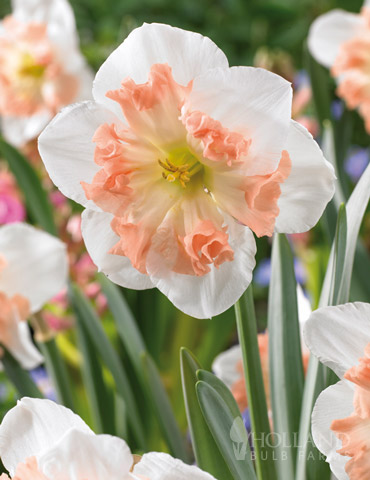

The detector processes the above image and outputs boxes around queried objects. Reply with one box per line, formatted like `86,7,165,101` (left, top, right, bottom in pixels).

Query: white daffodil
213,285,312,411
308,0,370,132
304,302,370,480
0,223,67,369
0,0,93,147
0,397,216,480
39,23,335,319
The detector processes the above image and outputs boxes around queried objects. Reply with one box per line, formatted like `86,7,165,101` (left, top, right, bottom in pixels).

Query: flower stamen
158,155,203,188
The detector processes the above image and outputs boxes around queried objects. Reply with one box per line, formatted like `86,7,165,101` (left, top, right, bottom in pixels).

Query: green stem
1,346,44,398
38,338,75,410
234,285,277,480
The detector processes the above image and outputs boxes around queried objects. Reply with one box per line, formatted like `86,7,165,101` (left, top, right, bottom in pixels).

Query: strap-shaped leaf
0,138,56,235
180,348,232,479
268,234,304,480
196,379,256,480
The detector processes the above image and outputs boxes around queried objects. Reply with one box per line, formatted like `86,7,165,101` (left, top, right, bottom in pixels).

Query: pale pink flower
39,23,335,318
0,0,93,147
305,302,370,480
0,223,68,368
0,397,216,480
308,1,370,132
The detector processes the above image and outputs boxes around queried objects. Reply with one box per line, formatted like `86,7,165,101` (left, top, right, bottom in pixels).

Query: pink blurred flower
66,214,82,242
0,193,26,224
43,311,73,331
0,170,26,224
50,190,67,209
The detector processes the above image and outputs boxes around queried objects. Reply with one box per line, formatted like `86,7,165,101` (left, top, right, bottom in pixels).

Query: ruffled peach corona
39,23,335,318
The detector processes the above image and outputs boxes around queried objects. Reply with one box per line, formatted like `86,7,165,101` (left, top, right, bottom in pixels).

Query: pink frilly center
82,63,291,277
331,342,370,479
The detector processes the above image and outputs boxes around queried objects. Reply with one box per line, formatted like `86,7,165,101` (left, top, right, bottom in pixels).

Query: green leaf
304,43,332,130
268,234,304,479
234,286,277,480
98,274,145,375
196,370,245,425
1,346,44,398
75,310,115,434
320,162,370,306
69,283,146,448
0,138,56,235
196,380,257,480
39,337,75,410
180,348,232,479
141,351,189,463
330,204,347,306
100,275,185,456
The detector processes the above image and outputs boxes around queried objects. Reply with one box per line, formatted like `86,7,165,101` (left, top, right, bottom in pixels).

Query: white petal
275,120,335,234
308,10,361,69
92,23,228,120
38,429,133,480
11,0,78,46
0,397,92,475
304,302,370,379
81,209,154,290
1,112,52,147
0,223,68,313
312,381,354,480
38,101,121,209
212,344,242,389
147,220,256,319
10,321,44,370
297,285,312,357
134,452,216,480
184,66,292,176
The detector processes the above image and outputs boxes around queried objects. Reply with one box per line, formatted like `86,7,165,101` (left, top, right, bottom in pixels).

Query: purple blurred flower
30,366,57,401
293,70,310,90
331,100,344,120
345,147,369,183
254,257,306,287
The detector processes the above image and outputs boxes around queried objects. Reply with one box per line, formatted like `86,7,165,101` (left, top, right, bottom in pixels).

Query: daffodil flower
0,397,216,480
304,302,370,480
308,0,370,132
0,0,93,147
0,223,67,369
39,23,335,318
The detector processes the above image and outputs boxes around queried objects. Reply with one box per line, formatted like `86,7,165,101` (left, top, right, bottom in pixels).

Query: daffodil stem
234,285,277,480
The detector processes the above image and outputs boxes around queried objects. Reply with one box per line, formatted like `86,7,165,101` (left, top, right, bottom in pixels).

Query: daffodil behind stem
31,313,75,410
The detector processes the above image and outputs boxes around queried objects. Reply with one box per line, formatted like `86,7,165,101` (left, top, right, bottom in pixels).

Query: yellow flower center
159,147,203,189
17,52,46,79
